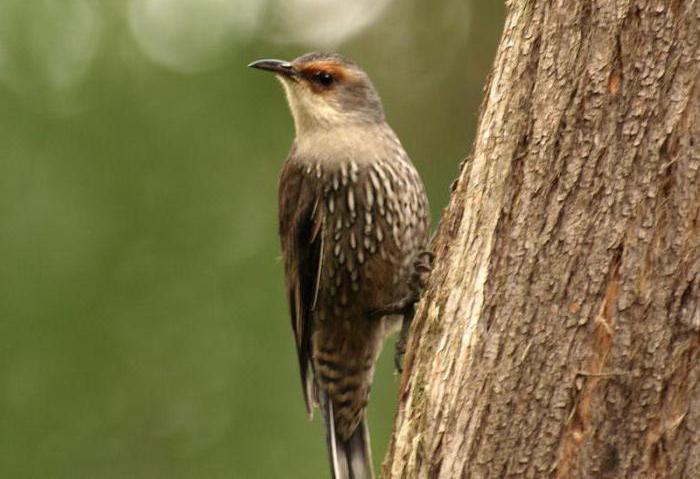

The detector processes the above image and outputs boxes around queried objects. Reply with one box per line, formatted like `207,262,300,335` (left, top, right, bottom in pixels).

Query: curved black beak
248,59,297,78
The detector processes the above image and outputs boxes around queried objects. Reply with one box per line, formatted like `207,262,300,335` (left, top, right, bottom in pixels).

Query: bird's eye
315,71,334,86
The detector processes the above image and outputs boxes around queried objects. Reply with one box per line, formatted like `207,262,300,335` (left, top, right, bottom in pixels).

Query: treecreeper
249,52,432,479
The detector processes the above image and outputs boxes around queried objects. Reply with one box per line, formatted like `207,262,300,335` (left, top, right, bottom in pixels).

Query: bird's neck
289,106,377,138
293,122,400,169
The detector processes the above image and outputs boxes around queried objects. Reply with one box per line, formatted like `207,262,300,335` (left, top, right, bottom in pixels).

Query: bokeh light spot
271,0,394,47
128,0,266,73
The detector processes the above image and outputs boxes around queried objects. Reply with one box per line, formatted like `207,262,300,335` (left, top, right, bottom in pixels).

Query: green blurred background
0,1,503,477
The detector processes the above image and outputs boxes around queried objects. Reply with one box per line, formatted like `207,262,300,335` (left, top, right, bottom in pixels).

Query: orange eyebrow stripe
300,61,351,80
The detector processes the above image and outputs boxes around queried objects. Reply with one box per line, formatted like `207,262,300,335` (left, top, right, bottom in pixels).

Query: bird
249,52,430,479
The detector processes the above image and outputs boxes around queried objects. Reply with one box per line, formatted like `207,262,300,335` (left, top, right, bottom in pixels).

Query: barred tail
322,392,374,479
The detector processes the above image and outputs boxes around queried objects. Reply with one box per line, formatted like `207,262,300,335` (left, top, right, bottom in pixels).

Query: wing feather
278,157,323,416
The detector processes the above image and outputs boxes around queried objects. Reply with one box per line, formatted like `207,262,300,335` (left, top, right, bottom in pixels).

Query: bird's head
249,52,385,134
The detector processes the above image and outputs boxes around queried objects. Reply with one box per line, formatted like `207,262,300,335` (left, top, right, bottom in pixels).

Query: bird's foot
365,250,434,372
367,297,414,320
372,251,435,374
410,250,434,295
366,251,435,320
394,250,434,373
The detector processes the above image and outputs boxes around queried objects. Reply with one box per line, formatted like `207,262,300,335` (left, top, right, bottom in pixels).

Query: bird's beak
248,59,298,78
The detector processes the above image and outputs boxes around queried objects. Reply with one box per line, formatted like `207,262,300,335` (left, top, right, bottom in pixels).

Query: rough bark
383,1,700,477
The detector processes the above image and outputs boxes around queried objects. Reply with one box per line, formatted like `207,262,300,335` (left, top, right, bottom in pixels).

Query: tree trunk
383,1,700,477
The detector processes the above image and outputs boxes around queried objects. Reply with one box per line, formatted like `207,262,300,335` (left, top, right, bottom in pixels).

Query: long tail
322,392,374,479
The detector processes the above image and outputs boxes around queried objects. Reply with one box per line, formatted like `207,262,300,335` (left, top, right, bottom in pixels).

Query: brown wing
278,157,322,416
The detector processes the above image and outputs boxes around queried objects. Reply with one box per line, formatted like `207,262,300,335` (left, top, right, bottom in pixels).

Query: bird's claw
395,249,434,373
367,297,414,320
366,250,434,320
366,250,434,372
410,250,434,294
